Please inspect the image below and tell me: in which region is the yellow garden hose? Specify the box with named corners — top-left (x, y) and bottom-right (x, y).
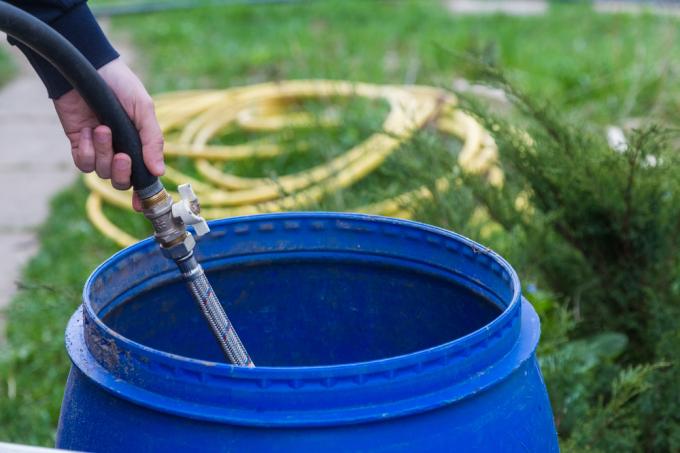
top-left (84, 80), bottom-right (503, 247)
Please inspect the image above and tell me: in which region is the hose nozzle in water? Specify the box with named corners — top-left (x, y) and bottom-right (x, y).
top-left (141, 184), bottom-right (254, 367)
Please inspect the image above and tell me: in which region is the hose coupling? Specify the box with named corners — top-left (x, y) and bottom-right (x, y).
top-left (161, 233), bottom-right (196, 260)
top-left (140, 184), bottom-right (209, 261)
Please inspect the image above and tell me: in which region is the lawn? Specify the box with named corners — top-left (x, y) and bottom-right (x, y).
top-left (0, 49), bottom-right (13, 86)
top-left (1, 1), bottom-right (680, 448)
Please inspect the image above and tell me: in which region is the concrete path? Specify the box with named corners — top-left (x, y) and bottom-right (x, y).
top-left (447, 0), bottom-right (680, 16)
top-left (595, 1), bottom-right (680, 16)
top-left (447, 0), bottom-right (548, 15)
top-left (0, 22), bottom-right (136, 340)
top-left (0, 43), bottom-right (74, 340)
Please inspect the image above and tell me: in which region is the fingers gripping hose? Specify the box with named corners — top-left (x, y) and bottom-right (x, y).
top-left (0, 1), bottom-right (252, 366)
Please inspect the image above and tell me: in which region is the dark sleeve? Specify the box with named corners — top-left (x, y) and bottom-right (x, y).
top-left (5, 1), bottom-right (119, 99)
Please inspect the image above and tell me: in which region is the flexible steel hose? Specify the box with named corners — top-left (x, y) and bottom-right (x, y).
top-left (178, 254), bottom-right (254, 366)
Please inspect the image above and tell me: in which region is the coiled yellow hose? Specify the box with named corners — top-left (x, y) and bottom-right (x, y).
top-left (84, 80), bottom-right (503, 247)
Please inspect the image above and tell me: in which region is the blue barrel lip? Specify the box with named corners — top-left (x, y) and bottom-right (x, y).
top-left (82, 212), bottom-right (521, 371)
top-left (71, 212), bottom-right (532, 426)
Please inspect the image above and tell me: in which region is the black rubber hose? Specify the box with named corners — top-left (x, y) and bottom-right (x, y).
top-left (0, 1), bottom-right (161, 196)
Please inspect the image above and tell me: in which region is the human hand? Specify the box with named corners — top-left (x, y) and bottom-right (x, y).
top-left (53, 57), bottom-right (165, 211)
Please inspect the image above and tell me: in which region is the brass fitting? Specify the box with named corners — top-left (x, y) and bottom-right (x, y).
top-left (140, 189), bottom-right (189, 252)
top-left (139, 183), bottom-right (209, 261)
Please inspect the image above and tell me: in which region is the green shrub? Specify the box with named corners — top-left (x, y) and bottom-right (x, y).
top-left (463, 68), bottom-right (680, 450)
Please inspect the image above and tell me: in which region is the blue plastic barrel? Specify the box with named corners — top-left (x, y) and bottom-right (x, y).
top-left (57, 213), bottom-right (558, 452)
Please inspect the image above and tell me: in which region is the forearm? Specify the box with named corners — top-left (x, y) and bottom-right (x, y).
top-left (5, 0), bottom-right (119, 99)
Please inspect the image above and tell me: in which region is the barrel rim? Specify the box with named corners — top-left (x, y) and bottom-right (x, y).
top-left (83, 212), bottom-right (521, 371)
top-left (65, 299), bottom-right (539, 426)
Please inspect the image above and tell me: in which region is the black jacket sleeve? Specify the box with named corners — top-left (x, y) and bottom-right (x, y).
top-left (5, 1), bottom-right (119, 99)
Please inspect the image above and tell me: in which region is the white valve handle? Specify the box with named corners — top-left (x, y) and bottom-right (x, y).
top-left (172, 184), bottom-right (210, 237)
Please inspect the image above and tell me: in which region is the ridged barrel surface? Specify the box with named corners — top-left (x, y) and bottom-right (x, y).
top-left (57, 213), bottom-right (558, 452)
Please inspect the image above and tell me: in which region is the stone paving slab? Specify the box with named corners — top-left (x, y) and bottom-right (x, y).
top-left (0, 77), bottom-right (56, 116)
top-left (447, 0), bottom-right (680, 16)
top-left (0, 47), bottom-right (71, 167)
top-left (0, 43), bottom-right (76, 333)
top-left (595, 1), bottom-right (680, 16)
top-left (0, 120), bottom-right (72, 167)
top-left (447, 0), bottom-right (548, 15)
top-left (0, 233), bottom-right (39, 341)
top-left (0, 168), bottom-right (76, 228)
top-left (0, 21), bottom-right (135, 340)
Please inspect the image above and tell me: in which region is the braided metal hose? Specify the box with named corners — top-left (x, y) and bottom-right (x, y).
top-left (178, 254), bottom-right (254, 367)
top-left (142, 188), bottom-right (254, 366)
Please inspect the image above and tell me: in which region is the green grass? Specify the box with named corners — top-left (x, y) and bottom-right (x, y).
top-left (0, 50), bottom-right (14, 86)
top-left (2, 1), bottom-right (680, 446)
top-left (125, 1), bottom-right (680, 125)
top-left (0, 184), bottom-right (118, 444)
